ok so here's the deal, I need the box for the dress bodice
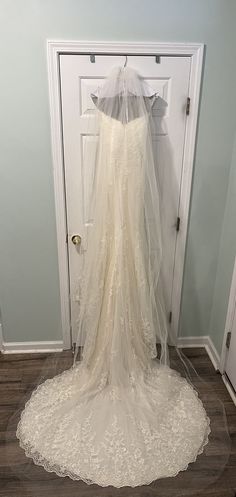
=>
[98,110,149,168]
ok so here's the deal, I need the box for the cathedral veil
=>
[9,64,231,493]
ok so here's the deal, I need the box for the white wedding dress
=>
[16,68,210,488]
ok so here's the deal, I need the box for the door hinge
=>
[66,233,69,244]
[186,97,191,116]
[169,311,172,324]
[176,216,180,232]
[226,331,232,349]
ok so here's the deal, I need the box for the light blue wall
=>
[0,0,236,346]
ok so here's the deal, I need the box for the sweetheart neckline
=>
[97,108,148,127]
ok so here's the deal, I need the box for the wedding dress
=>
[16,66,211,488]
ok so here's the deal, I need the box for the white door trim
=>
[0,322,3,352]
[220,255,236,373]
[47,40,204,349]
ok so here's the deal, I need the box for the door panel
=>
[60,54,191,344]
[225,304,236,391]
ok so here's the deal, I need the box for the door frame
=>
[220,255,236,374]
[47,40,204,349]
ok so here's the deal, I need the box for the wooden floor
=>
[0,348,235,497]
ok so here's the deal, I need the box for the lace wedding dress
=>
[16,66,210,488]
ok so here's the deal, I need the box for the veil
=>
[73,65,170,372]
[6,63,231,493]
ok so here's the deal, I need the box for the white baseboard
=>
[204,336,221,371]
[177,335,220,370]
[177,335,209,348]
[1,340,64,354]
[1,336,220,366]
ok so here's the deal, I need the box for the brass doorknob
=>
[71,235,82,246]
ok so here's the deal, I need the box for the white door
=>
[60,54,191,345]
[225,306,236,391]
[221,256,236,391]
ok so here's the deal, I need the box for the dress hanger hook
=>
[124,55,128,68]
